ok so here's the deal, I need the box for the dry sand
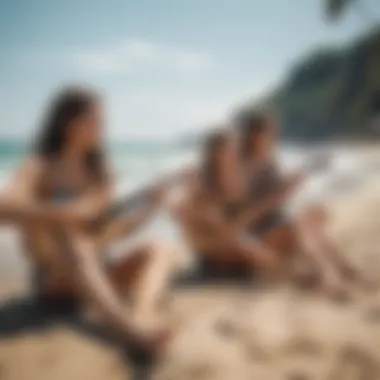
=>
[2,180,380,379]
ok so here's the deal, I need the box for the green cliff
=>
[243,27,380,141]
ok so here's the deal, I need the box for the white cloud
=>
[69,38,214,74]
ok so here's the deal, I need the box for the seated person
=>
[235,111,363,296]
[172,129,281,282]
[0,87,178,354]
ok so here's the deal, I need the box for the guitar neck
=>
[94,168,191,227]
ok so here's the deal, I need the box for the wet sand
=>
[1,180,380,379]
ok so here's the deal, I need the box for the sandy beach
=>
[1,153,380,380]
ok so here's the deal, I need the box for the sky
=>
[0,0,378,140]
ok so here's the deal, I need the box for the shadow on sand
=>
[0,296,155,380]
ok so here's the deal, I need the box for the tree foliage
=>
[325,0,352,20]
[239,27,380,141]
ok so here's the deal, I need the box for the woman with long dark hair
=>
[0,87,177,353]
[173,129,281,281]
[236,111,364,297]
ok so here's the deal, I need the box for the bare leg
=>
[107,241,179,322]
[305,217,361,286]
[210,233,283,280]
[51,229,174,353]
[303,205,359,276]
[256,218,349,299]
[260,223,321,284]
[1,207,173,352]
[210,223,309,281]
[294,211,354,300]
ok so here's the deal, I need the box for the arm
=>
[0,184,111,227]
[94,167,192,245]
[0,158,43,225]
[176,187,237,241]
[0,159,113,227]
[259,151,330,217]
[235,171,306,228]
[95,186,164,247]
[0,157,113,227]
[34,186,111,225]
[102,165,197,222]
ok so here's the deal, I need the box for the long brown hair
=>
[35,87,106,183]
[201,130,231,195]
[236,111,269,160]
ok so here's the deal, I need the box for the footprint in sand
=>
[327,345,379,380]
[214,318,239,339]
[283,336,324,358]
[287,373,311,380]
[363,305,380,324]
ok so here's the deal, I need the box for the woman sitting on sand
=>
[174,122,361,295]
[235,111,363,295]
[0,87,177,353]
[173,129,281,281]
